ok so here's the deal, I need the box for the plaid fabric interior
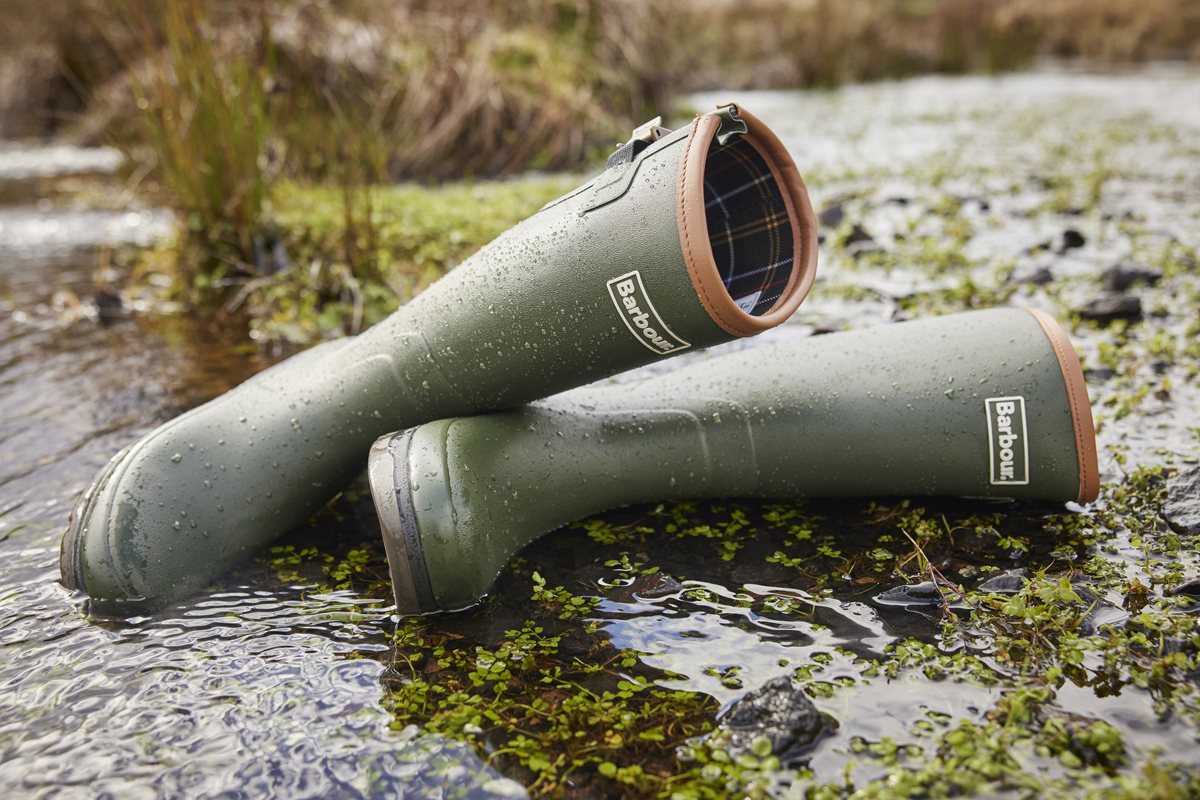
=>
[703,136,795,316]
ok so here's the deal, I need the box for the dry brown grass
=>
[671,0,1200,92]
[5,0,1198,145]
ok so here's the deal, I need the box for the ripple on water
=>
[0,531,524,799]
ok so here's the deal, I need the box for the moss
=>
[137,174,580,344]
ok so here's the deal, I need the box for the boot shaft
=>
[64,104,819,614]
[369,308,1098,614]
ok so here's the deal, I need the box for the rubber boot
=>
[367,308,1099,614]
[61,104,819,614]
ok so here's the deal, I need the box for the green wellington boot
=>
[61,104,819,614]
[368,307,1099,614]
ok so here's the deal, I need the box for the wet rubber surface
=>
[2,68,1200,797]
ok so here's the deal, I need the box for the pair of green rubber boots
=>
[60,105,1098,617]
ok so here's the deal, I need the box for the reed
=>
[116,0,269,293]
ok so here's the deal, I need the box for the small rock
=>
[1061,229,1086,250]
[715,676,832,765]
[607,572,683,603]
[818,203,844,228]
[1164,466,1200,536]
[874,581,942,606]
[1084,366,1116,383]
[978,569,1029,594]
[1017,267,1055,286]
[844,224,883,257]
[93,289,127,321]
[1078,295,1141,324]
[1167,578,1200,598]
[844,223,874,246]
[1103,263,1162,292]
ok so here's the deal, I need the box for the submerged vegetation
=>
[250,466,1200,798]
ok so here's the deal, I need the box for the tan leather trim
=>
[1023,308,1100,504]
[676,107,819,337]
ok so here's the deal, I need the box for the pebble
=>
[818,203,845,228]
[1103,263,1162,292]
[1078,295,1142,324]
[715,675,831,765]
[977,568,1028,594]
[1061,229,1086,251]
[1164,466,1200,536]
[1016,266,1055,285]
[874,581,942,606]
[844,224,883,257]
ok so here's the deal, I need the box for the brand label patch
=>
[607,271,691,356]
[986,396,1029,485]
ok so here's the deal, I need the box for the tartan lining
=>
[702,136,795,316]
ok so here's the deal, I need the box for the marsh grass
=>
[237,174,580,343]
[125,2,267,271]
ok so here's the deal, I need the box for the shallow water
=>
[2,68,1200,797]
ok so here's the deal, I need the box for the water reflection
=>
[0,535,522,797]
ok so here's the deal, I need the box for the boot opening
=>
[702,135,797,317]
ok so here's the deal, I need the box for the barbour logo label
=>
[606,270,691,356]
[986,396,1029,485]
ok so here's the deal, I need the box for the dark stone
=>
[844,224,883,257]
[810,323,841,336]
[1078,295,1141,324]
[1020,267,1055,286]
[1084,366,1116,382]
[844,224,874,246]
[1103,263,1162,292]
[977,569,1029,594]
[1167,578,1200,598]
[558,632,594,659]
[1061,229,1086,250]
[606,572,683,603]
[716,676,832,765]
[818,203,844,228]
[874,581,942,606]
[1164,466,1200,536]
[1062,575,1125,636]
[886,196,910,206]
[94,289,127,320]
